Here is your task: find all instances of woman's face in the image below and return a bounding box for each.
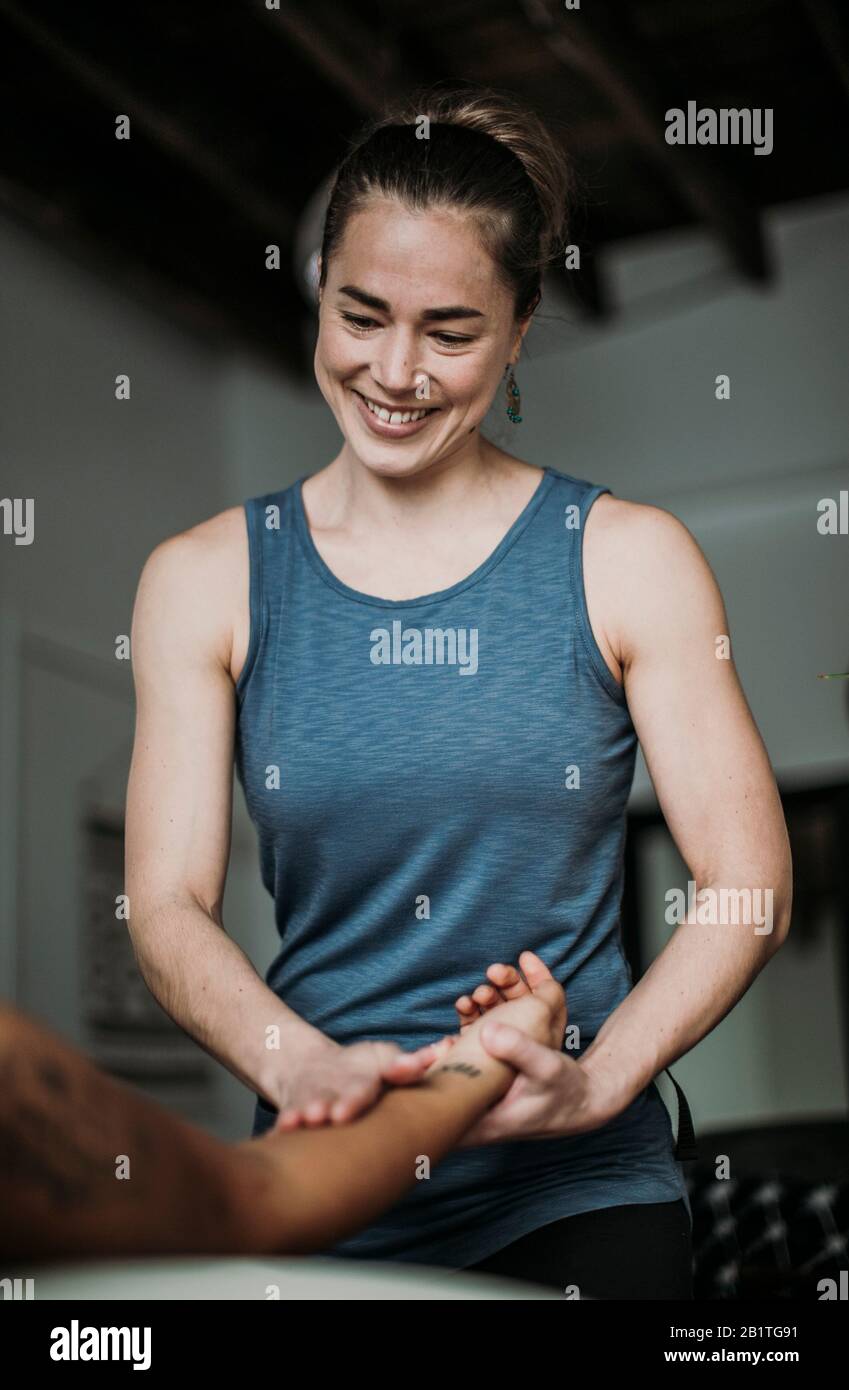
[314,197,529,478]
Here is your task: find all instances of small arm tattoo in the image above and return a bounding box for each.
[433,1061,483,1078]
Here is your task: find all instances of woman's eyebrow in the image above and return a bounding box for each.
[338,285,484,321]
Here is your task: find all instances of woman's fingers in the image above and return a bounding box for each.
[272,1109,302,1132]
[274,1094,338,1130]
[382,1043,445,1078]
[272,1036,450,1132]
[303,1098,333,1126]
[328,1088,378,1122]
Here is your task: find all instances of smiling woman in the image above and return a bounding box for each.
[279,90,575,547]
[310,97,568,474]
[314,198,528,462]
[124,81,791,1300]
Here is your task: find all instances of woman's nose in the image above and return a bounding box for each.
[371,331,421,394]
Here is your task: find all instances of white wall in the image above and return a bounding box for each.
[517,194,849,1131]
[526,194,849,790]
[2,191,847,1144]
[0,217,337,1138]
[0,215,235,1129]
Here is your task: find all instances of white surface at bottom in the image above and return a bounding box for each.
[26,1255,563,1300]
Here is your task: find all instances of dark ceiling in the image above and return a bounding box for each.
[1,0,847,378]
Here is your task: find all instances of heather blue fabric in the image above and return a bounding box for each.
[234,464,690,1270]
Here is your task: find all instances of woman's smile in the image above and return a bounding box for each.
[349,386,440,439]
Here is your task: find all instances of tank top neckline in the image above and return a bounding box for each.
[291,464,556,609]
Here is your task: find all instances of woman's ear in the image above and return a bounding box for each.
[512,289,540,356]
[511,314,533,361]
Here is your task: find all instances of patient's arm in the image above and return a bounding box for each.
[240,1033,517,1255]
[0,984,559,1261]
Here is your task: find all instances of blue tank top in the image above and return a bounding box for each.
[234,464,691,1269]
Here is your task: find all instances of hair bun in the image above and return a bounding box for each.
[320,82,577,318]
[390,84,574,265]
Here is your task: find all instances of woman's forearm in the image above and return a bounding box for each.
[580,878,792,1116]
[128,897,329,1105]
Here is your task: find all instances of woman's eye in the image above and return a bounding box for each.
[340,313,471,347]
[341,313,379,331]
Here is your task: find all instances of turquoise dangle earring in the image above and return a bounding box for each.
[505,365,522,423]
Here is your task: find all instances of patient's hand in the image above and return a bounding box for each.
[454,951,567,1052]
[417,951,602,1148]
[270,954,565,1135]
[417,951,567,1072]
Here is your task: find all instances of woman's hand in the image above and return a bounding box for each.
[446,950,620,1147]
[269,1036,443,1132]
[268,958,568,1132]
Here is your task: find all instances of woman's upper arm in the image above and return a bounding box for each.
[124,515,243,930]
[601,501,791,925]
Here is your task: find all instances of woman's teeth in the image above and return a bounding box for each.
[358,392,432,424]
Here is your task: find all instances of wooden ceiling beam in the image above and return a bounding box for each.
[802,0,849,102]
[0,167,309,378]
[247,0,422,115]
[519,0,771,282]
[0,0,296,241]
[0,0,313,373]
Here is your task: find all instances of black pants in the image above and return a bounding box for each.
[463,1199,694,1299]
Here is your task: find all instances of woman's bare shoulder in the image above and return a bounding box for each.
[584,493,718,674]
[586,492,712,582]
[132,505,248,678]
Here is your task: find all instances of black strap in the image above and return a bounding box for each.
[664,1067,699,1161]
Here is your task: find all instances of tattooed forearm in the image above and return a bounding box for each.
[0,1008,248,1259]
[0,1049,153,1212]
[0,1108,95,1207]
[37,1058,70,1096]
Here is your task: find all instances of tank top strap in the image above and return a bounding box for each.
[236,481,300,706]
[245,480,300,593]
[533,467,611,535]
[533,468,625,708]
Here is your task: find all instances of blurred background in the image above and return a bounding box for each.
[1,0,848,1296]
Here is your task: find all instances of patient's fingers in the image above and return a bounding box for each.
[472,983,504,1009]
[517,950,557,991]
[485,963,528,998]
[454,983,504,1025]
[454,994,482,1023]
[454,966,523,1023]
